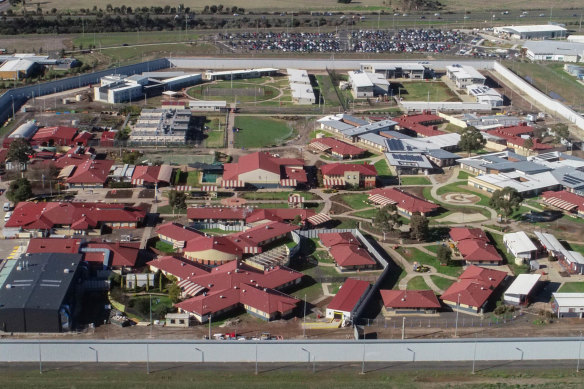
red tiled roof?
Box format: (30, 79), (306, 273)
(26, 238), (81, 254)
(239, 286), (299, 315)
(132, 165), (161, 183)
(66, 159), (114, 184)
(245, 208), (316, 224)
(492, 124), (534, 137)
(156, 222), (202, 242)
(441, 266), (507, 308)
(459, 265), (507, 287)
(329, 244), (376, 267)
(74, 131), (93, 145)
(31, 126), (78, 146)
(380, 289), (441, 309)
(542, 190), (584, 212)
(147, 256), (209, 280)
(449, 227), (488, 242)
(321, 163), (377, 177)
(318, 232), (359, 248)
(327, 278), (370, 313)
(229, 221), (298, 248)
(53, 153), (93, 169)
(5, 202), (146, 230)
(507, 137), (554, 151)
(84, 241), (140, 268)
(222, 152), (305, 182)
(187, 207), (250, 221)
(456, 239), (503, 263)
(184, 235), (244, 257)
(283, 166), (308, 183)
(310, 137), (365, 157)
(394, 114), (446, 137)
(369, 187), (439, 214)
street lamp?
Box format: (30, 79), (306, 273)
(577, 331), (583, 373)
(38, 341), (43, 374)
(454, 293), (461, 337)
(402, 317), (406, 339)
(407, 347), (415, 363)
(146, 343), (150, 374)
(89, 346), (98, 363)
(516, 347), (524, 361)
(360, 343), (366, 374)
(472, 335), (477, 374)
(301, 347), (311, 365)
(195, 347), (204, 363)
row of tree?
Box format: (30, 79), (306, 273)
(373, 204), (430, 242)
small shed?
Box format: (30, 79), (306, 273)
(552, 293), (584, 318)
(165, 312), (191, 327)
(325, 278), (370, 322)
(503, 274), (541, 305)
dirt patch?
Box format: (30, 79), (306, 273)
(329, 201), (352, 215)
(437, 212), (488, 223)
(138, 189), (155, 199)
(400, 186), (425, 198)
(105, 189), (133, 199)
(442, 192), (480, 205)
(221, 197), (248, 206)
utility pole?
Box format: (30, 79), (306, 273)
(401, 317), (406, 339)
(303, 293), (307, 338)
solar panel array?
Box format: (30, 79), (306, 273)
(394, 154), (424, 162)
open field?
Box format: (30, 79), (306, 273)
(400, 176), (431, 186)
(73, 31), (199, 48)
(505, 61), (584, 110)
(397, 81), (459, 102)
(233, 116), (295, 148)
(558, 282), (584, 293)
(396, 247), (463, 277)
(188, 81), (281, 104)
(407, 276), (431, 290)
(430, 275), (456, 291)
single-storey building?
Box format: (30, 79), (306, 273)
(503, 232), (537, 262)
(309, 137), (366, 160)
(368, 187), (439, 218)
(320, 163), (377, 189)
(325, 278), (371, 322)
(552, 293), (584, 319)
(503, 274), (541, 306)
(380, 290), (441, 315)
(318, 232), (377, 271)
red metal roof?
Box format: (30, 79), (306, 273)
(283, 166), (308, 183)
(327, 278), (370, 313)
(26, 238), (81, 254)
(5, 202), (146, 230)
(229, 221), (299, 248)
(223, 152), (305, 182)
(31, 126), (78, 146)
(318, 232), (359, 248)
(380, 290), (441, 309)
(329, 244), (376, 267)
(187, 207), (251, 221)
(320, 162), (377, 177)
(441, 266), (507, 308)
(66, 159), (114, 184)
(459, 265), (507, 287)
(456, 239), (503, 263)
(84, 241), (140, 268)
(156, 222), (202, 243)
(184, 235), (244, 257)
(53, 153), (93, 169)
(147, 256), (209, 280)
(394, 114), (446, 137)
(310, 137), (365, 157)
(542, 190), (584, 212)
(369, 187), (439, 214)
(449, 227), (488, 242)
(245, 208), (316, 224)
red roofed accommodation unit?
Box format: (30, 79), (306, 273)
(222, 151), (307, 189)
(326, 278), (371, 321)
(30, 126), (91, 148)
(368, 187), (439, 218)
(440, 266), (508, 314)
(64, 159), (114, 188)
(131, 165), (174, 187)
(394, 113), (445, 138)
(156, 222), (202, 251)
(320, 163), (377, 189)
(309, 137), (366, 159)
(449, 227), (503, 266)
(318, 232), (377, 271)
(245, 208), (316, 226)
(542, 190), (584, 217)
(187, 207), (251, 225)
(3, 202), (146, 238)
(380, 290), (441, 315)
(148, 256), (209, 281)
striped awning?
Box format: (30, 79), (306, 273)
(544, 197), (578, 212)
(177, 279), (206, 297)
(175, 185), (192, 192)
(280, 179), (298, 187)
(201, 185), (218, 192)
(288, 194), (304, 203)
(58, 164), (76, 179)
(243, 246), (261, 254)
(222, 180), (245, 188)
(310, 141), (331, 152)
(323, 178), (345, 187)
(368, 194), (397, 207)
(307, 213), (332, 226)
(132, 178), (144, 186)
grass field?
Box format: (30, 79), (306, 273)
(505, 61), (584, 108)
(186, 171), (200, 187)
(430, 275), (456, 291)
(339, 193), (370, 210)
(397, 81), (459, 102)
(457, 170), (475, 180)
(204, 129), (225, 148)
(374, 159), (392, 178)
(397, 247), (463, 277)
(400, 176), (431, 186)
(436, 182), (491, 206)
(407, 276), (431, 290)
(315, 74), (341, 107)
(73, 31), (199, 48)
(558, 282), (584, 293)
(351, 208), (378, 219)
(241, 191), (316, 200)
(188, 81), (280, 104)
(233, 116), (295, 148)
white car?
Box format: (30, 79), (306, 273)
(4, 211), (12, 222)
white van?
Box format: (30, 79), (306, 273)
(3, 202), (11, 212)
(4, 211), (12, 222)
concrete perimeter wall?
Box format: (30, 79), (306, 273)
(0, 337), (581, 362)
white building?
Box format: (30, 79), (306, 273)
(161, 73), (202, 90)
(493, 25), (567, 40)
(503, 274), (541, 305)
(204, 68), (278, 81)
(130, 108), (191, 144)
(552, 293), (584, 318)
(466, 84), (504, 107)
(503, 231), (538, 262)
(348, 71), (390, 99)
(287, 69), (315, 105)
(93, 74), (146, 104)
(523, 41), (584, 63)
(189, 100), (227, 112)
(567, 35), (584, 44)
(286, 68), (311, 85)
(446, 65), (486, 88)
(360, 62), (427, 79)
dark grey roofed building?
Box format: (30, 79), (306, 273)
(0, 253), (84, 333)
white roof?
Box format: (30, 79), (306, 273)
(0, 59), (35, 72)
(287, 68), (310, 83)
(189, 100), (227, 107)
(447, 65), (486, 81)
(348, 71), (374, 88)
(361, 62), (426, 71)
(402, 133), (461, 150)
(466, 84), (502, 98)
(207, 68), (278, 77)
(523, 41), (584, 56)
(552, 293), (584, 307)
(366, 72), (390, 86)
(503, 231), (537, 254)
(504, 274), (541, 297)
(472, 171), (559, 194)
(497, 24), (567, 34)
(290, 83), (315, 100)
(533, 231), (564, 252)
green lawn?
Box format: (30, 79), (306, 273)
(351, 208), (378, 219)
(251, 203), (290, 209)
(424, 245), (442, 254)
(435, 182), (491, 207)
(74, 31), (199, 48)
(339, 193), (371, 210)
(313, 250), (335, 264)
(397, 247), (463, 277)
(558, 282), (584, 293)
(315, 74), (341, 107)
(400, 176), (431, 186)
(241, 191), (316, 200)
(430, 275), (456, 291)
(186, 171), (200, 187)
(154, 241), (176, 253)
(310, 130), (326, 139)
(567, 243), (584, 256)
(100, 43), (214, 64)
(157, 205), (187, 214)
(233, 116), (295, 148)
(204, 130), (225, 148)
(457, 170), (475, 180)
(374, 159), (392, 178)
(397, 81), (459, 102)
(407, 276), (431, 290)
(331, 218), (360, 229)
(188, 81), (280, 104)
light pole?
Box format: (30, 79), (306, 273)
(454, 293), (461, 337)
(402, 317), (406, 339)
(208, 313), (212, 340)
(472, 335), (477, 374)
(577, 332), (583, 373)
(146, 343), (150, 374)
(360, 343), (366, 374)
(89, 346), (98, 363)
(149, 293), (153, 338)
(255, 342), (259, 375)
(11, 95), (15, 118)
(407, 347), (415, 363)
(38, 341), (43, 374)
(195, 347), (204, 363)
(303, 293), (307, 338)
(516, 347), (524, 361)
(301, 347), (311, 365)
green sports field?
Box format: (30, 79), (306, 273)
(397, 81), (459, 102)
(233, 116), (295, 148)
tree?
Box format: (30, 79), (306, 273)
(6, 177), (33, 203)
(168, 190), (187, 210)
(489, 187), (522, 222)
(552, 123), (569, 143)
(457, 126), (485, 156)
(436, 245), (452, 266)
(373, 204), (402, 235)
(337, 0), (352, 3)
(168, 282), (181, 303)
(522, 137), (533, 151)
(6, 138), (33, 166)
(409, 214), (429, 242)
